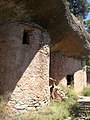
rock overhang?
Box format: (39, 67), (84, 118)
(0, 0), (90, 57)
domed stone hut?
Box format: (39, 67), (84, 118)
(0, 0), (90, 112)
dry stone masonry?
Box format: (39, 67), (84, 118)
(0, 0), (89, 115)
(0, 23), (50, 113)
(0, 22), (88, 113)
(50, 52), (87, 93)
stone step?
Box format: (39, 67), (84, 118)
(77, 101), (90, 119)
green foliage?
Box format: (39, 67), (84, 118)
(86, 112), (90, 119)
(70, 102), (80, 119)
(1, 88), (88, 120)
(81, 85), (90, 96)
(84, 20), (90, 33)
(15, 87), (78, 120)
(82, 51), (90, 71)
(30, 87), (78, 120)
(32, 101), (70, 120)
(67, 0), (90, 19)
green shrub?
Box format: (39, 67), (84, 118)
(0, 88), (79, 120)
(86, 112), (90, 119)
(30, 87), (78, 120)
(82, 85), (90, 96)
(31, 100), (70, 120)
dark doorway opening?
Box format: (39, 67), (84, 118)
(67, 75), (74, 86)
(22, 30), (29, 45)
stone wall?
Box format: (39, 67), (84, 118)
(87, 71), (90, 84)
(0, 23), (50, 113)
(50, 52), (87, 92)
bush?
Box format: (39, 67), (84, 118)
(30, 87), (78, 120)
(31, 100), (69, 120)
(0, 88), (79, 120)
(81, 85), (90, 96)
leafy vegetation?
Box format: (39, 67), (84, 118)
(67, 1), (90, 70)
(81, 85), (90, 96)
(28, 87), (78, 120)
(85, 112), (90, 119)
(84, 20), (90, 33)
(1, 86), (90, 120)
(0, 87), (79, 120)
(67, 0), (90, 19)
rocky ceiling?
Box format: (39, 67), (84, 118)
(0, 0), (90, 57)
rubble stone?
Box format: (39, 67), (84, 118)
(0, 23), (50, 112)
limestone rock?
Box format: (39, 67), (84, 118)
(0, 0), (89, 57)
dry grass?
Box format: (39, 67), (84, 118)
(0, 87), (79, 120)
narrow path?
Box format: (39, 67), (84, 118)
(77, 96), (90, 119)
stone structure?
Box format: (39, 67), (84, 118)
(50, 52), (87, 93)
(0, 0), (90, 113)
(87, 71), (90, 84)
(0, 0), (90, 57)
(0, 23), (50, 112)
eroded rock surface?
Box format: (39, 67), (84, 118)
(0, 0), (89, 57)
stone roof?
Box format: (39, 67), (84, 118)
(0, 0), (90, 57)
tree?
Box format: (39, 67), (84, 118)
(84, 20), (90, 71)
(67, 0), (90, 19)
(84, 20), (90, 33)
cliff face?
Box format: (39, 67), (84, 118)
(0, 0), (89, 113)
(0, 0), (90, 57)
